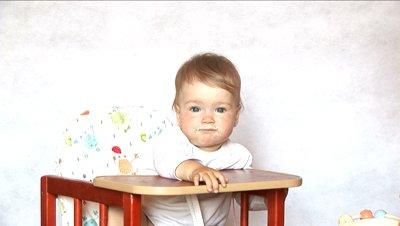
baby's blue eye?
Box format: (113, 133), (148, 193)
(190, 106), (201, 112)
(215, 107), (226, 113)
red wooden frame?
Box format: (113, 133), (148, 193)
(41, 175), (288, 226)
(245, 189), (288, 226)
(41, 175), (141, 226)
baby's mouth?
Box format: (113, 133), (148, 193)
(197, 128), (217, 132)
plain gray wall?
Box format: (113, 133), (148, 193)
(1, 2), (399, 225)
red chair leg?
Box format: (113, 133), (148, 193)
(123, 193), (141, 226)
(41, 176), (56, 226)
(74, 198), (83, 226)
(266, 188), (288, 226)
(240, 192), (249, 226)
(99, 204), (109, 226)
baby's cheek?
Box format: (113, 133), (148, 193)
(181, 125), (196, 139)
(218, 129), (232, 140)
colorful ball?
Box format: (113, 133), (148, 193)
(360, 209), (373, 219)
(339, 214), (353, 224)
(374, 209), (387, 218)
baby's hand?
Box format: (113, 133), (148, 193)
(190, 166), (228, 193)
(175, 160), (228, 193)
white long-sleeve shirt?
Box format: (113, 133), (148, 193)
(142, 125), (253, 226)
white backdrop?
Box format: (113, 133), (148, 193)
(1, 2), (399, 225)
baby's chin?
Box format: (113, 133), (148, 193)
(192, 140), (226, 152)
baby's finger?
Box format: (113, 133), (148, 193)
(215, 172), (227, 188)
(208, 172), (220, 193)
(192, 174), (200, 186)
(201, 173), (213, 192)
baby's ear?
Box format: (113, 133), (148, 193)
(173, 105), (181, 124)
(234, 108), (240, 127)
(173, 104), (180, 112)
(173, 105), (180, 115)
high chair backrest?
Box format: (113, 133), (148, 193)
(55, 106), (175, 225)
(45, 105), (300, 226)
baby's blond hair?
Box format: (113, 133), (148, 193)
(173, 52), (242, 108)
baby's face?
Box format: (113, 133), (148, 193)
(175, 81), (240, 152)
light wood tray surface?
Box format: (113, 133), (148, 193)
(93, 169), (302, 195)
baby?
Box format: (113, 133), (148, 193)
(104, 52), (260, 226)
(142, 52), (254, 226)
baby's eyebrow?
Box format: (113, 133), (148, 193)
(184, 100), (203, 105)
(214, 102), (233, 107)
(184, 100), (234, 107)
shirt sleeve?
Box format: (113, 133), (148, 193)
(152, 126), (195, 179)
(205, 141), (253, 170)
(234, 143), (253, 169)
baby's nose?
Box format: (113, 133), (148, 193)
(202, 113), (215, 123)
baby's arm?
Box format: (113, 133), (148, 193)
(175, 160), (228, 193)
(175, 143), (252, 193)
